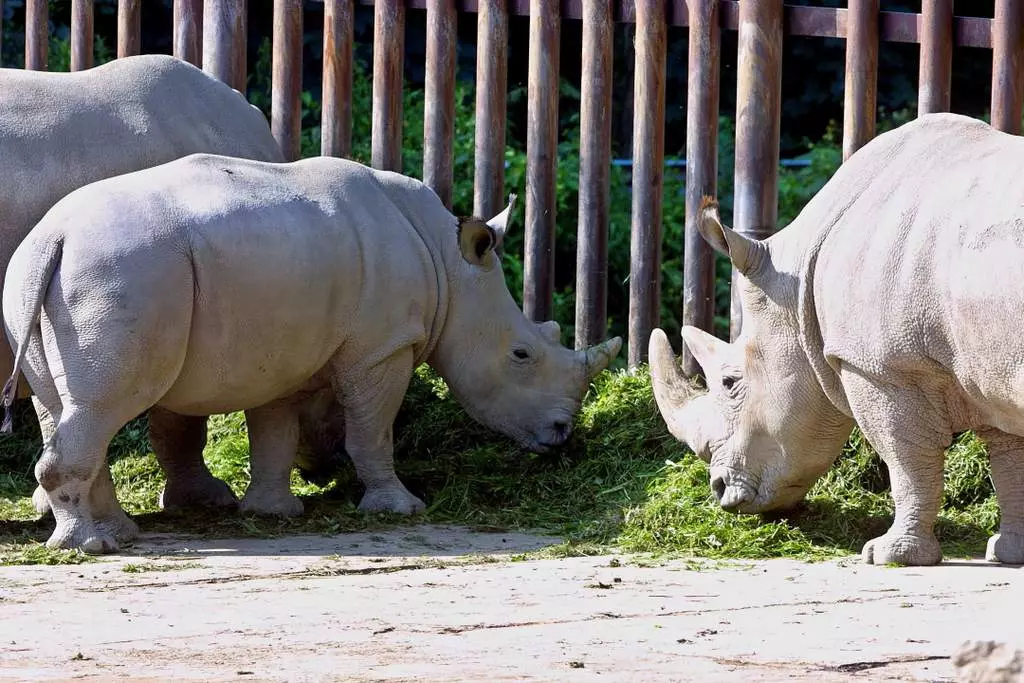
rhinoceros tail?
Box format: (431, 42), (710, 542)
(1, 235), (63, 435)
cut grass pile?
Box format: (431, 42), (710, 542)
(0, 366), (999, 565)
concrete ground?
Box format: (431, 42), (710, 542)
(1, 525), (1021, 682)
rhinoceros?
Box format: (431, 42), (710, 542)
(1, 53), (286, 535)
(649, 112), (1024, 566)
(1, 153), (622, 553)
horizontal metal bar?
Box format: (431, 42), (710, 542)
(349, 0), (993, 47)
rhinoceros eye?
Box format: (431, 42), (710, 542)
(512, 348), (531, 360)
(722, 376), (738, 391)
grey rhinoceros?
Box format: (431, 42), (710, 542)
(1, 53), (287, 537)
(649, 113), (1024, 567)
(1, 153), (622, 553)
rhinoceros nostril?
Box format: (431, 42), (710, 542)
(711, 476), (726, 502)
(552, 420), (570, 440)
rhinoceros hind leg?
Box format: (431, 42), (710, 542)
(238, 400), (304, 518)
(978, 428), (1024, 564)
(150, 406), (238, 512)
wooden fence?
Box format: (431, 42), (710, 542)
(5, 1), (1024, 373)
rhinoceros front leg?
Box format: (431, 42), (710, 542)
(841, 368), (949, 566)
(30, 395), (138, 544)
(337, 349), (425, 515)
(976, 428), (1024, 564)
(149, 406), (238, 512)
(238, 399), (304, 518)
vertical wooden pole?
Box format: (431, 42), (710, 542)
(272, 0), (303, 161)
(731, 0), (783, 339)
(918, 0), (952, 115)
(472, 0), (508, 220)
(203, 0), (247, 92)
(523, 0), (559, 323)
(118, 0), (142, 58)
(992, 0), (1024, 135)
(174, 0), (204, 67)
(371, 0), (405, 172)
(681, 0), (719, 375)
(842, 0), (879, 160)
(72, 0), (95, 71)
(627, 0), (667, 367)
(424, 0), (457, 208)
(322, 0), (354, 158)
(25, 0), (48, 71)
(574, 0), (613, 350)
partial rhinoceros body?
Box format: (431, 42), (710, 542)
(1, 53), (287, 543)
(650, 112), (1024, 567)
(2, 153), (621, 553)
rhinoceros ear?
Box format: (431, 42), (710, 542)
(486, 193), (517, 245)
(697, 196), (764, 276)
(458, 218), (499, 267)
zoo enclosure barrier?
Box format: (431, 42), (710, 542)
(4, 0), (1024, 373)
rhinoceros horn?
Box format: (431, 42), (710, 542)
(578, 336), (623, 381)
(648, 328), (699, 444)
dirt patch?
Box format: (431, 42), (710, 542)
(1, 525), (1020, 681)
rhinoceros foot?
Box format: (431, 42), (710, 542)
(357, 483), (426, 515)
(95, 510), (140, 545)
(159, 476), (239, 512)
(239, 489), (304, 518)
(46, 517), (119, 555)
(861, 532), (942, 566)
(986, 532), (1024, 564)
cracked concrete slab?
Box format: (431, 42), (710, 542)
(1, 525), (1021, 681)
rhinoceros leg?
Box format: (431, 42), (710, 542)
(238, 399), (304, 518)
(842, 368), (947, 566)
(335, 349), (425, 515)
(149, 406), (238, 512)
(976, 428), (1024, 564)
(30, 390), (139, 548)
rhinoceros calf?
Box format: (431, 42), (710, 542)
(650, 112), (1024, 566)
(1, 53), (286, 537)
(1, 153), (622, 553)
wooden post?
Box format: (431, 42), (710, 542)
(322, 0), (354, 158)
(842, 0), (879, 160)
(574, 0), (613, 350)
(72, 0), (95, 71)
(918, 0), (952, 115)
(731, 0), (783, 340)
(627, 0), (667, 367)
(174, 0), (204, 67)
(992, 0), (1024, 135)
(524, 0), (560, 323)
(681, 0), (719, 375)
(371, 0), (405, 172)
(203, 0), (247, 93)
(25, 0), (48, 71)
(118, 0), (142, 58)
(472, 0), (508, 221)
(424, 0), (457, 208)
(272, 0), (303, 161)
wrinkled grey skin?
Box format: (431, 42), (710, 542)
(650, 113), (1024, 566)
(0, 54), (287, 539)
(2, 153), (621, 553)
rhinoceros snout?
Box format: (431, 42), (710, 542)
(710, 474), (755, 513)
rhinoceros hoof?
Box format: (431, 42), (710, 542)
(239, 490), (304, 518)
(46, 518), (119, 555)
(861, 532), (942, 566)
(32, 485), (52, 517)
(986, 532), (1024, 564)
(357, 486), (426, 515)
(159, 477), (239, 512)
(96, 511), (140, 544)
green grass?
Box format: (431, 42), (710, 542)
(0, 366), (1000, 565)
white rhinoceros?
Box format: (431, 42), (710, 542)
(1, 153), (622, 553)
(1, 53), (286, 534)
(649, 112), (1024, 567)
